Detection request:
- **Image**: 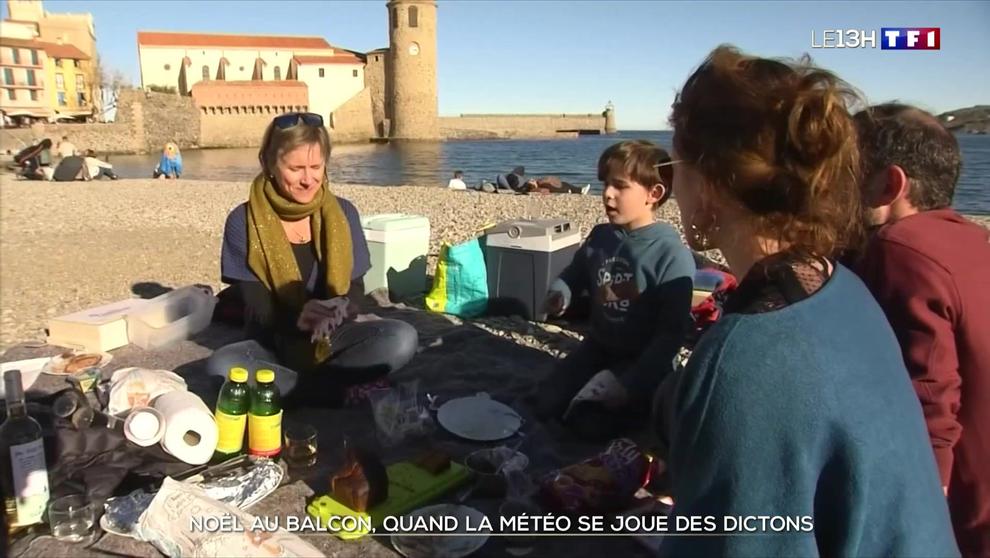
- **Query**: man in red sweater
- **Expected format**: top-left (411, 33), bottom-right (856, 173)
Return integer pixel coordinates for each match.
top-left (855, 103), bottom-right (989, 557)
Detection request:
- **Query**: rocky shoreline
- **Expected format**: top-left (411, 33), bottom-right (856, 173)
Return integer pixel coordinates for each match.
top-left (0, 179), bottom-right (987, 351)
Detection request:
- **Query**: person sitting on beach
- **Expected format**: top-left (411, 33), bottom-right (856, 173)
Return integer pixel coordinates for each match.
top-left (209, 112), bottom-right (419, 407)
top-left (83, 149), bottom-right (118, 180)
top-left (533, 140), bottom-right (695, 442)
top-left (447, 170), bottom-right (467, 190)
top-left (524, 175), bottom-right (591, 195)
top-left (13, 138), bottom-right (52, 180)
top-left (51, 155), bottom-right (89, 181)
top-left (853, 102), bottom-right (990, 557)
top-left (55, 135), bottom-right (77, 159)
top-left (656, 45), bottom-right (957, 557)
top-left (153, 142), bottom-right (182, 179)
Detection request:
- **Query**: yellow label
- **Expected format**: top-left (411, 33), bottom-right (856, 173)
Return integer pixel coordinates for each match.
top-left (214, 410), bottom-right (247, 453)
top-left (248, 411), bottom-right (282, 456)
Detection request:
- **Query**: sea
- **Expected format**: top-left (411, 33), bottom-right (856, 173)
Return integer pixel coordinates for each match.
top-left (107, 131), bottom-right (989, 215)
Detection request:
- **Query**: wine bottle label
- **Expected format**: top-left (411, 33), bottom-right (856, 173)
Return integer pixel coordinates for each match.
top-left (10, 438), bottom-right (49, 526)
top-left (214, 410), bottom-right (247, 453)
top-left (248, 411), bottom-right (282, 456)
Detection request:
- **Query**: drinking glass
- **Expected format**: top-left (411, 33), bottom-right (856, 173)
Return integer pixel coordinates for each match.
top-left (48, 494), bottom-right (96, 543)
top-left (283, 424), bottom-right (318, 468)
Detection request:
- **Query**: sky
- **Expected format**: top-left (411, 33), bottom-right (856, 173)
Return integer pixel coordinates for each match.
top-left (7, 0), bottom-right (988, 130)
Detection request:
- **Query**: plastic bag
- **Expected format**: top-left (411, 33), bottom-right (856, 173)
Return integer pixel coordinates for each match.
top-left (368, 380), bottom-right (434, 447)
top-left (425, 239), bottom-right (489, 318)
top-left (539, 438), bottom-right (651, 515)
top-left (108, 367), bottom-right (187, 415)
top-left (136, 477), bottom-right (323, 558)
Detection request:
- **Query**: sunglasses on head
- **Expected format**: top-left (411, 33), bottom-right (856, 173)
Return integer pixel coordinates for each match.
top-left (272, 112), bottom-right (324, 130)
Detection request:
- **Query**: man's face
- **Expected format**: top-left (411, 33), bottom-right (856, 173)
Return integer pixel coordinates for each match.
top-left (863, 171), bottom-right (892, 227)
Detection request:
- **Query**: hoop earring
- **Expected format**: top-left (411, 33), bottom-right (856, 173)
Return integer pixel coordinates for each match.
top-left (689, 210), bottom-right (720, 251)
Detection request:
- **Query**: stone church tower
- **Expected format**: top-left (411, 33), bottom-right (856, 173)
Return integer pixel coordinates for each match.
top-left (386, 0), bottom-right (439, 140)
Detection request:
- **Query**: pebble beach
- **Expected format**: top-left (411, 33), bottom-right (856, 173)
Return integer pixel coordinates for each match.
top-left (0, 179), bottom-right (668, 351)
top-left (1, 178), bottom-right (986, 352)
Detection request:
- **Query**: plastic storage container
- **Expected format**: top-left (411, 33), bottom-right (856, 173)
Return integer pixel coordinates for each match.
top-left (126, 286), bottom-right (218, 349)
top-left (361, 214), bottom-right (431, 301)
top-left (483, 219), bottom-right (581, 321)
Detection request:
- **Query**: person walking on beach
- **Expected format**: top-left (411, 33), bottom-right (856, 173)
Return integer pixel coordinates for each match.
top-left (534, 140), bottom-right (695, 442)
top-left (447, 170), bottom-right (467, 190)
top-left (854, 102), bottom-right (990, 557)
top-left (657, 45), bottom-right (958, 557)
top-left (210, 112), bottom-right (418, 407)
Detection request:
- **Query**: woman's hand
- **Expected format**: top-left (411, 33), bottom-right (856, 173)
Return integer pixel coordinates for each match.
top-left (297, 297), bottom-right (350, 337)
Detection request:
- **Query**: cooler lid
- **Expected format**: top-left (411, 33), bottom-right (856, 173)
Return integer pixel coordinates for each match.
top-left (485, 219), bottom-right (575, 239)
top-left (361, 213), bottom-right (430, 232)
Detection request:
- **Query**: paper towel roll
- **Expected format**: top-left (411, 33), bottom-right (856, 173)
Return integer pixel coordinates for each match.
top-left (153, 390), bottom-right (218, 465)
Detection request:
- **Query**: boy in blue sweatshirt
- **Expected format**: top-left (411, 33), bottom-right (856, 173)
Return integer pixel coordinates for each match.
top-left (534, 140), bottom-right (695, 441)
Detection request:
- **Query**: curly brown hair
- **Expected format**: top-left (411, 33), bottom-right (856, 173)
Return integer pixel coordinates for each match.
top-left (670, 45), bottom-right (865, 258)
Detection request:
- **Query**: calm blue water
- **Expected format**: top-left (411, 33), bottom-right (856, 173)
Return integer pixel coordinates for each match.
top-left (108, 131), bottom-right (989, 215)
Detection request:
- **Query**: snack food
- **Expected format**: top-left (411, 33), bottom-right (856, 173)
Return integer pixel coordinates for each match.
top-left (539, 438), bottom-right (650, 515)
top-left (65, 353), bottom-right (102, 373)
top-left (413, 450), bottom-right (452, 475)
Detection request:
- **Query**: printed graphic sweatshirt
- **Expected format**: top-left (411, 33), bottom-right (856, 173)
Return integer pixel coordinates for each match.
top-left (553, 222), bottom-right (695, 397)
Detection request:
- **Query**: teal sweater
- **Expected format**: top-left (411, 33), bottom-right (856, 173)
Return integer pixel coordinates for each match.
top-left (556, 222), bottom-right (695, 395)
top-left (663, 266), bottom-right (958, 557)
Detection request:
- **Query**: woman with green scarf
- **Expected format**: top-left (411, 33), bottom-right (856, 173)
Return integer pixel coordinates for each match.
top-left (208, 113), bottom-right (419, 406)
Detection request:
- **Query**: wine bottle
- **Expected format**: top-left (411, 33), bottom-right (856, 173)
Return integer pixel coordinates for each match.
top-left (0, 370), bottom-right (50, 534)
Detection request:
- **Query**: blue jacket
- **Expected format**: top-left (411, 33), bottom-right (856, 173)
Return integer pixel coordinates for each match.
top-left (157, 153), bottom-right (182, 177)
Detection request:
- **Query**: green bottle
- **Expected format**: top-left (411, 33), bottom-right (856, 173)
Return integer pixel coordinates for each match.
top-left (213, 367), bottom-right (250, 462)
top-left (248, 369), bottom-right (282, 458)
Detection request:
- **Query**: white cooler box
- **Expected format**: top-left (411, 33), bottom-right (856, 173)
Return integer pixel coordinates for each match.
top-left (484, 219), bottom-right (581, 321)
top-left (361, 213), bottom-right (431, 301)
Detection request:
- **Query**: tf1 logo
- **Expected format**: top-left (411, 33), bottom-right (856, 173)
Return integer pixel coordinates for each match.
top-left (811, 28), bottom-right (940, 50)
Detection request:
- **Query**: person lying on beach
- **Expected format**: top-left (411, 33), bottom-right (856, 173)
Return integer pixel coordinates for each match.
top-left (492, 166), bottom-right (527, 193)
top-left (209, 112), bottom-right (419, 407)
top-left (655, 45), bottom-right (957, 557)
top-left (533, 140), bottom-right (695, 442)
top-left (853, 103), bottom-right (990, 556)
top-left (83, 149), bottom-right (118, 180)
top-left (523, 176), bottom-right (591, 195)
top-left (153, 142), bottom-right (182, 179)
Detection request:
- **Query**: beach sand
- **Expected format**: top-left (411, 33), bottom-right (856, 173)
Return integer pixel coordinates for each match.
top-left (2, 178), bottom-right (987, 558)
top-left (0, 179), bottom-right (667, 350)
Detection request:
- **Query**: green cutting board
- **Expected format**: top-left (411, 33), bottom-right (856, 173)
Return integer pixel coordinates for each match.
top-left (307, 461), bottom-right (471, 540)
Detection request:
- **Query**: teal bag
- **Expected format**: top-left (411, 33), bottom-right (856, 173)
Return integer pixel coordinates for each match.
top-left (425, 238), bottom-right (489, 318)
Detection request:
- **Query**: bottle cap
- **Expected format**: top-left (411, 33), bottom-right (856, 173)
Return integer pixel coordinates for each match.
top-left (229, 367), bottom-right (249, 383)
top-left (256, 369), bottom-right (275, 384)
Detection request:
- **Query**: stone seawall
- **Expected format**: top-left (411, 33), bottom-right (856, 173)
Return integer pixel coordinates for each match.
top-left (439, 113), bottom-right (609, 139)
top-left (0, 89), bottom-right (200, 155)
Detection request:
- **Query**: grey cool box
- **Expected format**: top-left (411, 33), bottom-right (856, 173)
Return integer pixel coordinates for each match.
top-left (483, 219), bottom-right (582, 321)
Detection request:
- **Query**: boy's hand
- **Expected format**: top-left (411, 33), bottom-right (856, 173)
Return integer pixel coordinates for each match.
top-left (545, 291), bottom-right (566, 317)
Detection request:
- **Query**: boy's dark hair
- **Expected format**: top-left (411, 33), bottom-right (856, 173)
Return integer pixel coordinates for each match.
top-left (854, 102), bottom-right (961, 211)
top-left (597, 140), bottom-right (674, 206)
top-left (454, 170), bottom-right (463, 178)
